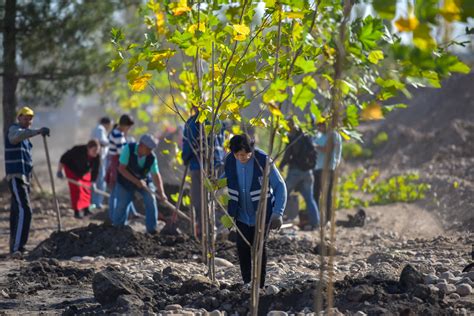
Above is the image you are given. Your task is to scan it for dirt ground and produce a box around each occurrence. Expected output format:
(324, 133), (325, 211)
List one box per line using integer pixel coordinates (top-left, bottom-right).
(0, 74), (473, 314)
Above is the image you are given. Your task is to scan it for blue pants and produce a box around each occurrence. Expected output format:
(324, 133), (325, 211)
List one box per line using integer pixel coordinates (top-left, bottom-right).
(112, 182), (158, 233)
(92, 158), (106, 208)
(286, 168), (320, 226)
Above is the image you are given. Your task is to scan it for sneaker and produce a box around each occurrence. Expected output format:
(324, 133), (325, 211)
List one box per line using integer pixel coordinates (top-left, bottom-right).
(74, 210), (84, 219)
(10, 251), (23, 260)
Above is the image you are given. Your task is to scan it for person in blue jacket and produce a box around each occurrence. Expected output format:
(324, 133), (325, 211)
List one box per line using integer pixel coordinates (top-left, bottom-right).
(182, 107), (225, 236)
(5, 106), (49, 257)
(223, 134), (287, 288)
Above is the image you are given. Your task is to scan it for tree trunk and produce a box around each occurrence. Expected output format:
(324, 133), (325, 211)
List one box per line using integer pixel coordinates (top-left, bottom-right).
(2, 0), (18, 137)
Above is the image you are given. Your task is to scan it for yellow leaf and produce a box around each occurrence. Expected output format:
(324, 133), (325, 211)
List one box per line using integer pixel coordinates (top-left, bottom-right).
(130, 73), (152, 92)
(268, 104), (283, 117)
(394, 15), (419, 32)
(150, 50), (174, 62)
(413, 24), (436, 50)
(368, 50), (384, 64)
(284, 11), (305, 19)
(188, 22), (206, 34)
(226, 102), (239, 114)
(155, 12), (166, 34)
(171, 0), (191, 16)
(361, 103), (384, 120)
(233, 24), (250, 35)
(233, 34), (247, 41)
(339, 130), (350, 141)
(440, 0), (461, 22)
(233, 24), (250, 41)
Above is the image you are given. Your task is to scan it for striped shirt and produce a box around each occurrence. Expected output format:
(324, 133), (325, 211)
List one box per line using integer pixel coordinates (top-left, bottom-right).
(108, 128), (126, 156)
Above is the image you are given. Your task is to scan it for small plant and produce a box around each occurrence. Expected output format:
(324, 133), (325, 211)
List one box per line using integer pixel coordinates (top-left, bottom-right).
(336, 168), (430, 209)
(342, 142), (372, 160)
(372, 132), (388, 146)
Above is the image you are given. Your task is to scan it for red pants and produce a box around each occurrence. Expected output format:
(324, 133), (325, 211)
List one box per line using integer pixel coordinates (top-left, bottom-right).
(64, 166), (92, 212)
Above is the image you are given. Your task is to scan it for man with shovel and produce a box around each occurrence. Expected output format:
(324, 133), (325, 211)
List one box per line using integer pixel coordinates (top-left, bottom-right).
(112, 134), (167, 234)
(4, 106), (49, 257)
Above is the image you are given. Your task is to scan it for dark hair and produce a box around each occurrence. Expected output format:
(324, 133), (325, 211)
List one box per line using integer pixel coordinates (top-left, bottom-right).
(99, 117), (111, 125)
(119, 114), (134, 126)
(229, 134), (255, 153)
(87, 139), (100, 149)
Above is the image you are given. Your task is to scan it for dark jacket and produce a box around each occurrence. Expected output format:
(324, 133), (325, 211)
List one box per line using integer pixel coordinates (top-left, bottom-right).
(182, 113), (225, 171)
(60, 145), (100, 181)
(280, 129), (316, 171)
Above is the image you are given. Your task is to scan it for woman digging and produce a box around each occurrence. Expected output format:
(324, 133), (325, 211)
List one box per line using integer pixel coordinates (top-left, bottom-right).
(57, 139), (101, 218)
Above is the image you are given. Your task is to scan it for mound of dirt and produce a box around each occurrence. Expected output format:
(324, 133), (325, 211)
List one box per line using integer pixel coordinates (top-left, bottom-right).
(359, 73), (474, 231)
(27, 224), (319, 261)
(27, 224), (202, 260)
(6, 259), (94, 297)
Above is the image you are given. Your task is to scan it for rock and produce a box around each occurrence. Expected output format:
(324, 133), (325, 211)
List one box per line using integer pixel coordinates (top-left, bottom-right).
(440, 271), (455, 280)
(424, 274), (438, 284)
(70, 256), (82, 262)
(456, 284), (472, 296)
(180, 275), (215, 294)
(436, 283), (456, 294)
(265, 285), (280, 295)
(411, 284), (431, 300)
(354, 312), (367, 316)
(399, 265), (424, 291)
(81, 256), (95, 263)
(267, 312), (288, 316)
(165, 304), (183, 311)
(456, 277), (474, 287)
(92, 268), (151, 305)
(448, 293), (461, 300)
(467, 271), (474, 280)
(214, 257), (234, 268)
(208, 310), (221, 316)
(367, 252), (393, 265)
(116, 294), (144, 311)
(347, 285), (375, 302)
(448, 277), (462, 284)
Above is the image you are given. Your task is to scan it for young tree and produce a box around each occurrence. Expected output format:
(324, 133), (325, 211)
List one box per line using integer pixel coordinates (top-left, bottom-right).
(111, 0), (472, 313)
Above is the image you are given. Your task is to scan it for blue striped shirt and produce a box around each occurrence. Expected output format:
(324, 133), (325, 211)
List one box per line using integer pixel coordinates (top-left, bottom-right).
(108, 128), (126, 156)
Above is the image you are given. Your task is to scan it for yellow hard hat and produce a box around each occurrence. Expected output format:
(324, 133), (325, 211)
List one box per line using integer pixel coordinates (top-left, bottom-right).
(17, 106), (35, 117)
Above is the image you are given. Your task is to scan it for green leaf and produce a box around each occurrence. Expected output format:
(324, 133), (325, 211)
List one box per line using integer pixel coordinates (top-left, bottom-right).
(373, 0), (396, 20)
(345, 104), (359, 128)
(449, 61), (470, 74)
(294, 56), (316, 73)
(357, 17), (384, 50)
(292, 83), (315, 110)
(137, 109), (150, 123)
(415, 0), (439, 23)
(368, 50), (384, 64)
(382, 103), (408, 115)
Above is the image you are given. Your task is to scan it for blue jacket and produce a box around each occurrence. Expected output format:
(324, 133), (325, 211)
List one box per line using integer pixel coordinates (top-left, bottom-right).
(182, 113), (225, 171)
(225, 148), (287, 226)
(4, 123), (33, 180)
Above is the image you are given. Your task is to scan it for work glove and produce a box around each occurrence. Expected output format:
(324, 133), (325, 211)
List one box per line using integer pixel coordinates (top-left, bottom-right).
(220, 215), (234, 230)
(56, 170), (64, 179)
(269, 213), (283, 230)
(39, 127), (50, 137)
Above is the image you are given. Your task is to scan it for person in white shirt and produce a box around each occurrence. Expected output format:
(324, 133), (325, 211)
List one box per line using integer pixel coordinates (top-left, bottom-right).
(90, 117), (112, 209)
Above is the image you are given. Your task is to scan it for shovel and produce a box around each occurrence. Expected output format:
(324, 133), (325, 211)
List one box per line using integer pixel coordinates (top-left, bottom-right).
(43, 135), (62, 231)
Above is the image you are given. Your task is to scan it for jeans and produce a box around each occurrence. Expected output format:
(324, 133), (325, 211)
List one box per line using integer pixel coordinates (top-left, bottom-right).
(286, 168), (320, 226)
(112, 182), (158, 233)
(91, 158), (106, 208)
(236, 221), (267, 288)
(313, 169), (335, 225)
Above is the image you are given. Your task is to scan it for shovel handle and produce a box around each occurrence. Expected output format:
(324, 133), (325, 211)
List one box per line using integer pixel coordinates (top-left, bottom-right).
(43, 135), (62, 231)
